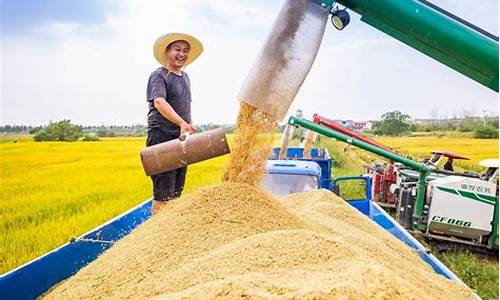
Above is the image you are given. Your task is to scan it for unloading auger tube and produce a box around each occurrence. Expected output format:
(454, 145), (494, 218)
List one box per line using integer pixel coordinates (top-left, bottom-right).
(288, 115), (431, 229)
(238, 0), (330, 121)
(240, 0), (498, 122)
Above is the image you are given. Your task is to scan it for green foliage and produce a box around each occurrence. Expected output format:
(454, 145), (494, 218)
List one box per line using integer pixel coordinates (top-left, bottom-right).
(436, 251), (498, 300)
(371, 111), (413, 136)
(29, 126), (43, 134)
(33, 130), (51, 142)
(319, 138), (372, 199)
(416, 122), (457, 132)
(316, 137), (344, 168)
(416, 123), (438, 132)
(474, 126), (499, 139)
(457, 118), (479, 132)
(97, 129), (116, 137)
(408, 123), (417, 132)
(487, 118), (499, 129)
(32, 120), (82, 142)
(334, 178), (367, 200)
(292, 127), (305, 141)
(411, 117), (498, 133)
(82, 134), (100, 141)
(0, 125), (39, 134)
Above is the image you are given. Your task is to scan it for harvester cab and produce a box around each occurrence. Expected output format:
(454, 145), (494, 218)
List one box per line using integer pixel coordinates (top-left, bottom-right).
(479, 159), (499, 183)
(425, 150), (470, 171)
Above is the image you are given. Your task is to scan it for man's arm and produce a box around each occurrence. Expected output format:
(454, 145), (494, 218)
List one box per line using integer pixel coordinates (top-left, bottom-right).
(153, 97), (194, 135)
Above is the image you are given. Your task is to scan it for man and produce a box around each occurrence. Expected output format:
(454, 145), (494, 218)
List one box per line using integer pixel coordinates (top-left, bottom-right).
(443, 157), (454, 172)
(146, 33), (203, 214)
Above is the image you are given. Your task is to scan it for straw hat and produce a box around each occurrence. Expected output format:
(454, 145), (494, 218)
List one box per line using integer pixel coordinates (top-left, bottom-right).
(153, 33), (203, 67)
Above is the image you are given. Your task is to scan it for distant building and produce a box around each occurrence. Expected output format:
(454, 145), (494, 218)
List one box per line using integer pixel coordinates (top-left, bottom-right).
(413, 117), (485, 125)
(335, 120), (354, 128)
(360, 121), (373, 132)
(413, 118), (440, 124)
(333, 120), (372, 132)
(351, 122), (363, 131)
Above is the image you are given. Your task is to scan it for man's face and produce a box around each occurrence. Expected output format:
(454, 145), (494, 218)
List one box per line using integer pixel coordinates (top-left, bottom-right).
(165, 40), (190, 68)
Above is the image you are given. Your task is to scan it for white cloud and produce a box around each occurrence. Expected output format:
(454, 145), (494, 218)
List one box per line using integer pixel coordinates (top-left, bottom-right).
(2, 0), (277, 125)
(1, 0), (498, 126)
(289, 29), (499, 121)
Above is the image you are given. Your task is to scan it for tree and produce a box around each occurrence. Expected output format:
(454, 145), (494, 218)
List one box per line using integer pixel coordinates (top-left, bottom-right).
(474, 126), (499, 139)
(457, 117), (478, 132)
(487, 118), (499, 129)
(33, 130), (51, 141)
(32, 120), (82, 142)
(29, 126), (43, 134)
(371, 111), (413, 136)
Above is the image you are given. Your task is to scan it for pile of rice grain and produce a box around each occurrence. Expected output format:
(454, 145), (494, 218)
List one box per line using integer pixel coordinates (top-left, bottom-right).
(44, 183), (471, 300)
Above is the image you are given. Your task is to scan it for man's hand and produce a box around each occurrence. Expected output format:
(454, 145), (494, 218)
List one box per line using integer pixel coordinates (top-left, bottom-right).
(153, 97), (195, 138)
(180, 121), (195, 139)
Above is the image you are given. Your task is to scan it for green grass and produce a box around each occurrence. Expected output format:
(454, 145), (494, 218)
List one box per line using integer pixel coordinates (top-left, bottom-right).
(436, 251), (499, 300)
(318, 137), (372, 200)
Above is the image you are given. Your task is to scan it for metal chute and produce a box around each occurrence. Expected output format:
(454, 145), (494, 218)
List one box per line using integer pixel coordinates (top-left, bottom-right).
(238, 0), (329, 121)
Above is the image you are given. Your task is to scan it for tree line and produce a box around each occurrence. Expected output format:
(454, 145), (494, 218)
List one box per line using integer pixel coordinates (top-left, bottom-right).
(371, 111), (498, 138)
(1, 111), (498, 142)
(0, 121), (239, 142)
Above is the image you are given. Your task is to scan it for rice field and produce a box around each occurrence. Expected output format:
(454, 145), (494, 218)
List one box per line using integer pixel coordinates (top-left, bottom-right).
(375, 136), (498, 171)
(0, 135), (228, 274)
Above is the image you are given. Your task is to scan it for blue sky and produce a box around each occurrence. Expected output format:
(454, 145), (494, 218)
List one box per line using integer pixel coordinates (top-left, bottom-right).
(2, 0), (117, 35)
(1, 0), (498, 125)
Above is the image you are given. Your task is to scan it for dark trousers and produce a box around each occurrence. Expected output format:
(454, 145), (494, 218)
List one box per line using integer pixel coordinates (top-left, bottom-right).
(146, 128), (187, 201)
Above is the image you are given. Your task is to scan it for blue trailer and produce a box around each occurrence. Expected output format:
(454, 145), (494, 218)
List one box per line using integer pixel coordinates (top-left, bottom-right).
(0, 147), (468, 299)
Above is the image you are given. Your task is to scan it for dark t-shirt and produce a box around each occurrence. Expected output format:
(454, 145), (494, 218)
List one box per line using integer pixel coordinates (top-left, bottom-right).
(443, 161), (454, 171)
(146, 67), (192, 135)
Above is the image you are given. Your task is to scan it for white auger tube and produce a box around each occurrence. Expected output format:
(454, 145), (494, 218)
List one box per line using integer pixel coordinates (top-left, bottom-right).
(238, 0), (329, 121)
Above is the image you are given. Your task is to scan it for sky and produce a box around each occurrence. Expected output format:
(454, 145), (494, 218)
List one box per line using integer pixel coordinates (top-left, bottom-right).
(1, 0), (499, 126)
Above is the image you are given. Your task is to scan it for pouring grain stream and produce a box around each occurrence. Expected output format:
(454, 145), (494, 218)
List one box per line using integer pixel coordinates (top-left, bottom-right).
(222, 102), (278, 186)
(222, 0), (329, 186)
